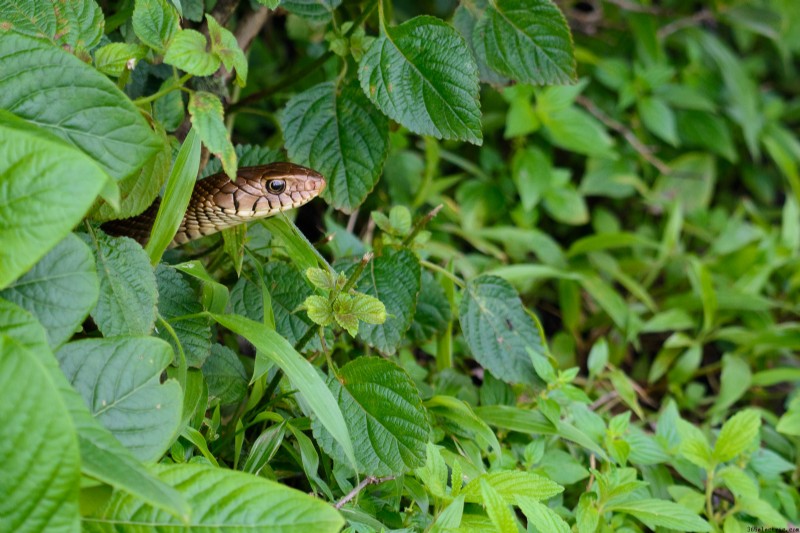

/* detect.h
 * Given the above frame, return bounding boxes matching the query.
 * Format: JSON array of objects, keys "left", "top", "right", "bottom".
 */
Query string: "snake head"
[{"left": 253, "top": 162, "right": 326, "bottom": 211}]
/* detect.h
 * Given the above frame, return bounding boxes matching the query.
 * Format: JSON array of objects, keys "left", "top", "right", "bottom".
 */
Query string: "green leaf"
[
  {"left": 476, "top": 0, "right": 575, "bottom": 85},
  {"left": 463, "top": 471, "right": 563, "bottom": 504},
  {"left": 87, "top": 231, "right": 158, "bottom": 337},
  {"left": 145, "top": 128, "right": 201, "bottom": 263},
  {"left": 313, "top": 357, "right": 429, "bottom": 476},
  {"left": 57, "top": 337, "right": 182, "bottom": 462},
  {"left": 281, "top": 81, "right": 389, "bottom": 212},
  {"left": 0, "top": 299, "right": 189, "bottom": 520},
  {"left": 713, "top": 409, "right": 761, "bottom": 463},
  {"left": 0, "top": 33, "right": 161, "bottom": 181},
  {"left": 480, "top": 478, "right": 517, "bottom": 533},
  {"left": 359, "top": 16, "right": 482, "bottom": 144},
  {"left": 638, "top": 96, "right": 678, "bottom": 146},
  {"left": 153, "top": 82, "right": 186, "bottom": 132},
  {"left": 516, "top": 496, "right": 571, "bottom": 533},
  {"left": 350, "top": 248, "right": 421, "bottom": 355},
  {"left": 94, "top": 42, "right": 148, "bottom": 77},
  {"left": 189, "top": 91, "right": 237, "bottom": 179},
  {"left": 0, "top": 116, "right": 109, "bottom": 289},
  {"left": 543, "top": 184, "right": 589, "bottom": 225},
  {"left": 0, "top": 234, "right": 98, "bottom": 348},
  {"left": 653, "top": 153, "right": 716, "bottom": 213},
  {"left": 431, "top": 495, "right": 465, "bottom": 532},
  {"left": 453, "top": 5, "right": 509, "bottom": 86},
  {"left": 542, "top": 106, "right": 615, "bottom": 158},
  {"left": 164, "top": 28, "right": 221, "bottom": 76},
  {"left": 133, "top": 0, "right": 179, "bottom": 52},
  {"left": 677, "top": 419, "right": 713, "bottom": 470},
  {"left": 202, "top": 344, "right": 248, "bottom": 405},
  {"left": 0, "top": 0, "right": 103, "bottom": 51},
  {"left": 280, "top": 0, "right": 341, "bottom": 22},
  {"left": 209, "top": 313, "right": 356, "bottom": 469},
  {"left": 415, "top": 442, "right": 448, "bottom": 498},
  {"left": 206, "top": 14, "right": 248, "bottom": 86},
  {"left": 677, "top": 110, "right": 737, "bottom": 162},
  {"left": 0, "top": 335, "right": 80, "bottom": 532},
  {"left": 459, "top": 275, "right": 545, "bottom": 385},
  {"left": 776, "top": 407, "right": 800, "bottom": 437},
  {"left": 607, "top": 499, "right": 712, "bottom": 532},
  {"left": 512, "top": 146, "right": 551, "bottom": 211},
  {"left": 576, "top": 493, "right": 599, "bottom": 533},
  {"left": 710, "top": 355, "right": 751, "bottom": 415},
  {"left": 84, "top": 463, "right": 344, "bottom": 531},
  {"left": 155, "top": 264, "right": 212, "bottom": 367}
]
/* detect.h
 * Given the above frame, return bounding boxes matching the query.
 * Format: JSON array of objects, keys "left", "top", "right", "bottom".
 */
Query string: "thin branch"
[
  {"left": 403, "top": 204, "right": 443, "bottom": 246},
  {"left": 603, "top": 0, "right": 666, "bottom": 14},
  {"left": 228, "top": 0, "right": 378, "bottom": 111},
  {"left": 576, "top": 95, "right": 672, "bottom": 175},
  {"left": 657, "top": 9, "right": 715, "bottom": 39},
  {"left": 235, "top": 6, "right": 271, "bottom": 51},
  {"left": 335, "top": 476, "right": 395, "bottom": 509}
]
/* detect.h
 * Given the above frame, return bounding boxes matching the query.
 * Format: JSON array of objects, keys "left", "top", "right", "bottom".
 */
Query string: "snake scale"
[{"left": 102, "top": 162, "right": 326, "bottom": 247}]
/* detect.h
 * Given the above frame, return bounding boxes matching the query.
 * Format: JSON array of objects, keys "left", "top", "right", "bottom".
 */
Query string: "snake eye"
[{"left": 266, "top": 179, "right": 286, "bottom": 194}]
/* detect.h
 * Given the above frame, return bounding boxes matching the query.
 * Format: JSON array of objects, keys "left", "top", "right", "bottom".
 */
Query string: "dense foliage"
[{"left": 0, "top": 0, "right": 798, "bottom": 531}]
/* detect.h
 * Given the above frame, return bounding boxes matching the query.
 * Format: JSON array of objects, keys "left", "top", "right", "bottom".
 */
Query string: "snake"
[{"left": 102, "top": 162, "right": 326, "bottom": 247}]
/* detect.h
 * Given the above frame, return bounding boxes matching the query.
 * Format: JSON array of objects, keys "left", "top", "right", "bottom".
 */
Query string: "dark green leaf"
[
  {"left": 313, "top": 357, "right": 430, "bottom": 476},
  {"left": 359, "top": 16, "right": 482, "bottom": 144},
  {"left": 281, "top": 81, "right": 389, "bottom": 212},
  {"left": 202, "top": 344, "right": 248, "bottom": 405},
  {"left": 87, "top": 231, "right": 158, "bottom": 337},
  {"left": 156, "top": 264, "right": 212, "bottom": 367},
  {"left": 476, "top": 0, "right": 575, "bottom": 85},
  {"left": 460, "top": 275, "right": 545, "bottom": 385},
  {"left": 132, "top": 0, "right": 179, "bottom": 52}
]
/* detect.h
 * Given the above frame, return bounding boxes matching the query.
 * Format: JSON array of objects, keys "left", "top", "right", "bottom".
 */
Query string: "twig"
[
  {"left": 576, "top": 95, "right": 672, "bottom": 175},
  {"left": 603, "top": 0, "right": 665, "bottom": 14},
  {"left": 228, "top": 0, "right": 378, "bottom": 111},
  {"left": 234, "top": 6, "right": 271, "bottom": 52},
  {"left": 590, "top": 390, "right": 619, "bottom": 411},
  {"left": 403, "top": 204, "right": 443, "bottom": 246},
  {"left": 335, "top": 476, "right": 395, "bottom": 509},
  {"left": 657, "top": 9, "right": 715, "bottom": 39}
]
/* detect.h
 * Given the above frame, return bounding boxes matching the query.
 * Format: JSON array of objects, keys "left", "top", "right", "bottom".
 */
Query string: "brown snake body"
[{"left": 102, "top": 162, "right": 325, "bottom": 246}]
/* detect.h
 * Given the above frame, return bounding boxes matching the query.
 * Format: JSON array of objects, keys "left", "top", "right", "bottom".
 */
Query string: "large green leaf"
[
  {"left": 0, "top": 298, "right": 189, "bottom": 520},
  {"left": 0, "top": 233, "right": 98, "bottom": 348},
  {"left": 313, "top": 357, "right": 430, "bottom": 476},
  {"left": 0, "top": 335, "right": 80, "bottom": 533},
  {"left": 84, "top": 463, "right": 344, "bottom": 531},
  {"left": 350, "top": 248, "right": 421, "bottom": 354},
  {"left": 86, "top": 231, "right": 158, "bottom": 337},
  {"left": 57, "top": 337, "right": 182, "bottom": 462},
  {"left": 0, "top": 116, "right": 109, "bottom": 289},
  {"left": 453, "top": 5, "right": 509, "bottom": 86},
  {"left": 459, "top": 275, "right": 545, "bottom": 385},
  {"left": 281, "top": 81, "right": 389, "bottom": 212},
  {"left": 359, "top": 16, "right": 482, "bottom": 144},
  {"left": 0, "top": 32, "right": 161, "bottom": 181},
  {"left": 209, "top": 313, "right": 356, "bottom": 469},
  {"left": 156, "top": 264, "right": 212, "bottom": 368},
  {"left": 712, "top": 409, "right": 761, "bottom": 463},
  {"left": 476, "top": 0, "right": 575, "bottom": 85},
  {"left": 0, "top": 0, "right": 104, "bottom": 51}
]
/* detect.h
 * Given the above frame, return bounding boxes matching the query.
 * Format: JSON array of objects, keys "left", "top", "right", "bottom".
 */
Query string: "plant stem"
[
  {"left": 341, "top": 252, "right": 373, "bottom": 294},
  {"left": 335, "top": 476, "right": 395, "bottom": 509},
  {"left": 420, "top": 259, "right": 466, "bottom": 289},
  {"left": 135, "top": 73, "right": 192, "bottom": 105},
  {"left": 403, "top": 204, "right": 443, "bottom": 246}
]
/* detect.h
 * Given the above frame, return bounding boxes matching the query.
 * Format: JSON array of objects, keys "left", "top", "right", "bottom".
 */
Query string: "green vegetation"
[{"left": 1, "top": 0, "right": 798, "bottom": 531}]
